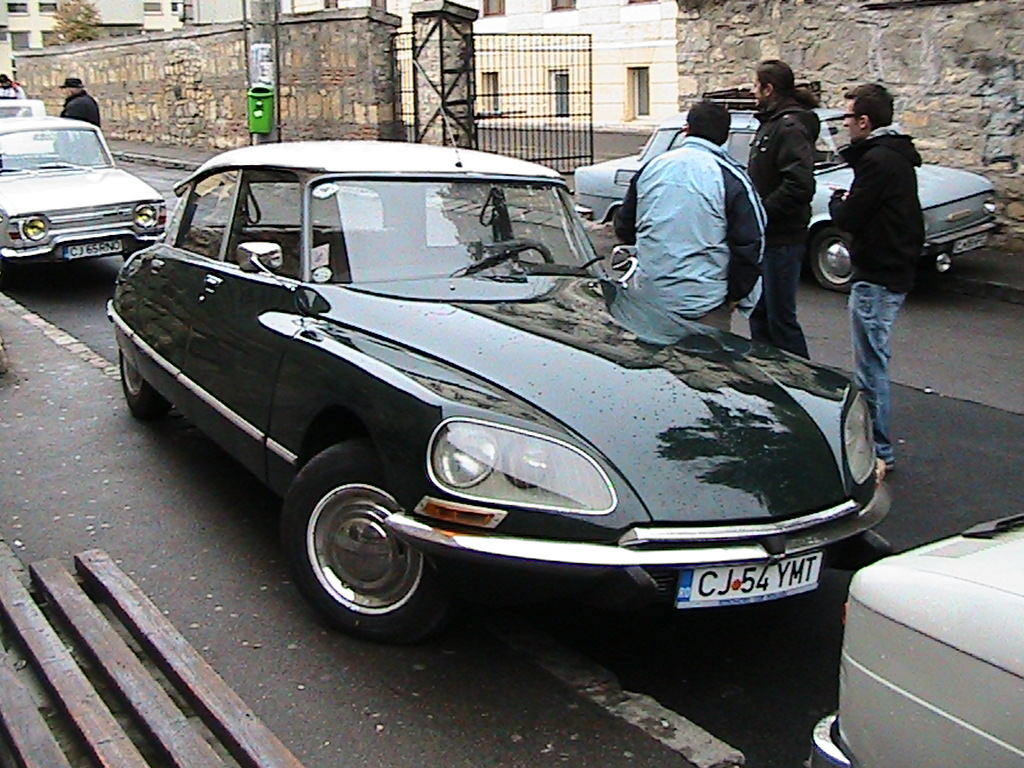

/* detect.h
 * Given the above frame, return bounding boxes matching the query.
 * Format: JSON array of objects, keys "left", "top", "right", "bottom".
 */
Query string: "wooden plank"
[
  {"left": 0, "top": 652, "right": 74, "bottom": 768},
  {"left": 31, "top": 558, "right": 230, "bottom": 768},
  {"left": 75, "top": 549, "right": 306, "bottom": 768},
  {"left": 0, "top": 563, "right": 149, "bottom": 768}
]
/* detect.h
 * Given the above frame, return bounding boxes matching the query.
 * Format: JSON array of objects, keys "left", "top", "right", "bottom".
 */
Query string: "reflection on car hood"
[
  {"left": 573, "top": 155, "right": 642, "bottom": 193},
  {"left": 0, "top": 167, "right": 161, "bottom": 215},
  {"left": 334, "top": 277, "right": 849, "bottom": 523}
]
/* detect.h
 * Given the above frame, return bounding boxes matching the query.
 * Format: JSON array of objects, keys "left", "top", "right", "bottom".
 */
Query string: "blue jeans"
[
  {"left": 749, "top": 244, "right": 809, "bottom": 358},
  {"left": 849, "top": 281, "right": 906, "bottom": 466}
]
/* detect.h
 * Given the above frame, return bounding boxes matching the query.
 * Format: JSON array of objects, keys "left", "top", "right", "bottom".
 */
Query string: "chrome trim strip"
[
  {"left": 267, "top": 437, "right": 297, "bottom": 466},
  {"left": 618, "top": 500, "right": 860, "bottom": 546},
  {"left": 810, "top": 715, "right": 852, "bottom": 768},
  {"left": 924, "top": 218, "right": 999, "bottom": 245},
  {"left": 386, "top": 485, "right": 889, "bottom": 568},
  {"left": 109, "top": 305, "right": 266, "bottom": 447}
]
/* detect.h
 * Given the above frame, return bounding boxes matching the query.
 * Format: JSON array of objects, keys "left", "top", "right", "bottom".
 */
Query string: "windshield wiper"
[
  {"left": 962, "top": 513, "right": 1024, "bottom": 539},
  {"left": 35, "top": 162, "right": 86, "bottom": 170},
  {"left": 454, "top": 238, "right": 553, "bottom": 278}
]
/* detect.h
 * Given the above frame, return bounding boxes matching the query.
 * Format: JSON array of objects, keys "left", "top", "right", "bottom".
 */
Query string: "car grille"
[
  {"left": 641, "top": 568, "right": 679, "bottom": 600},
  {"left": 49, "top": 203, "right": 138, "bottom": 236}
]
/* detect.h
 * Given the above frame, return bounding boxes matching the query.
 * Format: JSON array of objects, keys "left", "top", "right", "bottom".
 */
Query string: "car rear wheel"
[
  {"left": 809, "top": 226, "right": 853, "bottom": 293},
  {"left": 119, "top": 351, "right": 171, "bottom": 420},
  {"left": 281, "top": 440, "right": 453, "bottom": 644}
]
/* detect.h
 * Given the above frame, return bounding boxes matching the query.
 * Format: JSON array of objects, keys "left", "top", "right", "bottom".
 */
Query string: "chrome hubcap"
[
  {"left": 121, "top": 354, "right": 144, "bottom": 396},
  {"left": 306, "top": 485, "right": 421, "bottom": 614},
  {"left": 821, "top": 240, "right": 852, "bottom": 284}
]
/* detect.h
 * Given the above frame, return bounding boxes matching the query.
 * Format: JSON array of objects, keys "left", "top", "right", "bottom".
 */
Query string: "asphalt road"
[{"left": 2, "top": 161, "right": 1023, "bottom": 768}]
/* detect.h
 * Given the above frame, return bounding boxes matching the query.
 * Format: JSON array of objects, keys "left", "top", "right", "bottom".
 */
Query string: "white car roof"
[
  {"left": 0, "top": 115, "right": 100, "bottom": 134},
  {"left": 0, "top": 99, "right": 46, "bottom": 118},
  {"left": 655, "top": 106, "right": 845, "bottom": 131},
  {"left": 189, "top": 140, "right": 564, "bottom": 181}
]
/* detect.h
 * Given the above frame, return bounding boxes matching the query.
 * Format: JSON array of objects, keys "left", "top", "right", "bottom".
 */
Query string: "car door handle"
[
  {"left": 149, "top": 258, "right": 166, "bottom": 273},
  {"left": 203, "top": 274, "right": 223, "bottom": 292}
]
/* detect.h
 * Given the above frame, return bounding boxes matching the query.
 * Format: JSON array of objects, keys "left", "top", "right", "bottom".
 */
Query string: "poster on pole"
[{"left": 249, "top": 43, "right": 275, "bottom": 87}]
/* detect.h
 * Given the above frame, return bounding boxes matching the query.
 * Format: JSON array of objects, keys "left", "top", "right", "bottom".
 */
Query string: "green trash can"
[{"left": 246, "top": 85, "right": 275, "bottom": 135}]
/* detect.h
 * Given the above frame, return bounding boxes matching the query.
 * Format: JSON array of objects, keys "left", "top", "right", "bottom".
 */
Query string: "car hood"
[
  {"left": 327, "top": 276, "right": 850, "bottom": 524},
  {"left": 573, "top": 154, "right": 642, "bottom": 193},
  {"left": 0, "top": 168, "right": 161, "bottom": 215},
  {"left": 814, "top": 164, "right": 992, "bottom": 212}
]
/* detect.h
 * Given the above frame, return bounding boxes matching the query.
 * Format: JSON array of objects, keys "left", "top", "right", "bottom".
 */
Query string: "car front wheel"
[
  {"left": 119, "top": 351, "right": 171, "bottom": 420},
  {"left": 281, "top": 440, "right": 453, "bottom": 643},
  {"left": 809, "top": 226, "right": 853, "bottom": 293}
]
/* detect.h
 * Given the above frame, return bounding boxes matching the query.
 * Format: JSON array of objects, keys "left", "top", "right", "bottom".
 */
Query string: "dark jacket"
[
  {"left": 829, "top": 130, "right": 924, "bottom": 294},
  {"left": 60, "top": 90, "right": 101, "bottom": 127},
  {"left": 747, "top": 98, "right": 819, "bottom": 246}
]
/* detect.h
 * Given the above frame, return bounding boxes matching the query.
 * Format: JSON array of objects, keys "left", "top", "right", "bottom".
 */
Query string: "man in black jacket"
[
  {"left": 746, "top": 59, "right": 818, "bottom": 358},
  {"left": 829, "top": 83, "right": 924, "bottom": 474},
  {"left": 59, "top": 77, "right": 101, "bottom": 127}
]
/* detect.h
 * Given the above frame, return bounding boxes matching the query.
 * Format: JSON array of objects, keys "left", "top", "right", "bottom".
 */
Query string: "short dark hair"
[
  {"left": 844, "top": 83, "right": 894, "bottom": 129},
  {"left": 756, "top": 59, "right": 795, "bottom": 98},
  {"left": 686, "top": 100, "right": 730, "bottom": 146}
]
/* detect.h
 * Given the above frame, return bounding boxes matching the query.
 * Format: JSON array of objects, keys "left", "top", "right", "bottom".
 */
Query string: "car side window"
[
  {"left": 175, "top": 170, "right": 240, "bottom": 261},
  {"left": 226, "top": 169, "right": 303, "bottom": 279},
  {"left": 727, "top": 130, "right": 754, "bottom": 165}
]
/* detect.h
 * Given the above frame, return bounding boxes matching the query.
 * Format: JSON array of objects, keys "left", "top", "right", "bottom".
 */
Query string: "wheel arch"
[{"left": 297, "top": 405, "right": 371, "bottom": 471}]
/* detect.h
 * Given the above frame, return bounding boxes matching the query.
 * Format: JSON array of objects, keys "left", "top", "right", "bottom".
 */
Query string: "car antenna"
[{"left": 412, "top": 57, "right": 464, "bottom": 168}]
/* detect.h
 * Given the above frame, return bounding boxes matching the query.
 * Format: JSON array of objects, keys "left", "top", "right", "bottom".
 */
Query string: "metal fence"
[{"left": 394, "top": 32, "right": 593, "bottom": 174}]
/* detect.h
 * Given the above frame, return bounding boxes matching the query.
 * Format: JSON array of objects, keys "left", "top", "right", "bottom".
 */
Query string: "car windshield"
[
  {"left": 814, "top": 116, "right": 845, "bottom": 169},
  {"left": 0, "top": 128, "right": 111, "bottom": 172},
  {"left": 639, "top": 128, "right": 682, "bottom": 162},
  {"left": 308, "top": 178, "right": 597, "bottom": 283}
]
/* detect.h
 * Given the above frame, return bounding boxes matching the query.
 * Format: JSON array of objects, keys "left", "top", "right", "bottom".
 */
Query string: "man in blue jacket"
[
  {"left": 829, "top": 83, "right": 924, "bottom": 473},
  {"left": 613, "top": 100, "right": 765, "bottom": 341}
]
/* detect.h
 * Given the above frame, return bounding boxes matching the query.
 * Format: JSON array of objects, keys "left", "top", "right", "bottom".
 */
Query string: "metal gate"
[{"left": 394, "top": 31, "right": 593, "bottom": 174}]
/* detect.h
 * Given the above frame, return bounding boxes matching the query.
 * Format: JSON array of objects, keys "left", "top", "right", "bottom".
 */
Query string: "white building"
[
  {"left": 1, "top": 0, "right": 184, "bottom": 78},
  {"left": 387, "top": 0, "right": 680, "bottom": 133}
]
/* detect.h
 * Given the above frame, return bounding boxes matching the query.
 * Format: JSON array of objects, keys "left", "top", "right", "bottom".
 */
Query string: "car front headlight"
[
  {"left": 133, "top": 203, "right": 161, "bottom": 229},
  {"left": 844, "top": 391, "right": 876, "bottom": 484},
  {"left": 983, "top": 195, "right": 997, "bottom": 215},
  {"left": 20, "top": 215, "right": 49, "bottom": 241},
  {"left": 429, "top": 419, "right": 616, "bottom": 514}
]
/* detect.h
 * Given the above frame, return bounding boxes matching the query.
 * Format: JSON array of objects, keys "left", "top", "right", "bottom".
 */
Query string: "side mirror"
[{"left": 237, "top": 241, "right": 283, "bottom": 273}]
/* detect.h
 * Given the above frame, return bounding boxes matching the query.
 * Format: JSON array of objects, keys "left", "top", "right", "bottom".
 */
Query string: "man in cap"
[
  {"left": 0, "top": 74, "right": 26, "bottom": 99},
  {"left": 59, "top": 76, "right": 101, "bottom": 126}
]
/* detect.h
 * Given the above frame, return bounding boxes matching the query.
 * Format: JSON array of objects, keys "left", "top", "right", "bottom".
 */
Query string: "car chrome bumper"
[
  {"left": 923, "top": 218, "right": 1000, "bottom": 252},
  {"left": 810, "top": 714, "right": 852, "bottom": 768},
  {"left": 385, "top": 483, "right": 889, "bottom": 570}
]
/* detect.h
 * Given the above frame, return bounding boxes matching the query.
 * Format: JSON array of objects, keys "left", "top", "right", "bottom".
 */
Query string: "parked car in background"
[
  {"left": 811, "top": 514, "right": 1024, "bottom": 767},
  {"left": 0, "top": 99, "right": 46, "bottom": 119},
  {"left": 574, "top": 108, "right": 999, "bottom": 292},
  {"left": 110, "top": 140, "right": 890, "bottom": 644},
  {"left": 0, "top": 117, "right": 166, "bottom": 288}
]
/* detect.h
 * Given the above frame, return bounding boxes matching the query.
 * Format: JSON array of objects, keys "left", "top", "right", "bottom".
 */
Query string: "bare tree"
[{"left": 53, "top": 0, "right": 102, "bottom": 44}]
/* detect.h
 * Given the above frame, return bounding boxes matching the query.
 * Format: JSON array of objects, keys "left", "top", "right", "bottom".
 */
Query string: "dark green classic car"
[{"left": 110, "top": 141, "right": 889, "bottom": 643}]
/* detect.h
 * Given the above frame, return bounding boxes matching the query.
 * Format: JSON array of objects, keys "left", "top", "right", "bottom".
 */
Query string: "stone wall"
[
  {"left": 15, "top": 8, "right": 404, "bottom": 150},
  {"left": 676, "top": 0, "right": 1024, "bottom": 234}
]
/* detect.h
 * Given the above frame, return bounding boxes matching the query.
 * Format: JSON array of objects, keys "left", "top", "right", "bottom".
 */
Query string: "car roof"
[
  {"left": 189, "top": 140, "right": 564, "bottom": 181},
  {"left": 0, "top": 99, "right": 46, "bottom": 117},
  {"left": 0, "top": 115, "right": 99, "bottom": 134},
  {"left": 656, "top": 106, "right": 845, "bottom": 131}
]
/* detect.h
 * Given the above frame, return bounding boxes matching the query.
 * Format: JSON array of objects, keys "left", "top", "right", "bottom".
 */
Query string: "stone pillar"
[{"left": 410, "top": 1, "right": 478, "bottom": 148}]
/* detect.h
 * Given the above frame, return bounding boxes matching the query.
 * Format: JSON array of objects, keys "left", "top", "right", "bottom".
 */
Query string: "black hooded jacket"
[
  {"left": 829, "top": 131, "right": 924, "bottom": 293},
  {"left": 747, "top": 98, "right": 820, "bottom": 246}
]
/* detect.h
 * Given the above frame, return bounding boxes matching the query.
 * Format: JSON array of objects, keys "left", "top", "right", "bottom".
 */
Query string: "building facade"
[
  {"left": 387, "top": 0, "right": 680, "bottom": 133},
  {"left": 1, "top": 0, "right": 184, "bottom": 78}
]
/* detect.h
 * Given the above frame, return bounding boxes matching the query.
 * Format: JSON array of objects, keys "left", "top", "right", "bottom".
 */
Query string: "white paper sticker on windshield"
[
  {"left": 313, "top": 183, "right": 338, "bottom": 199},
  {"left": 311, "top": 243, "right": 330, "bottom": 269},
  {"left": 311, "top": 266, "right": 332, "bottom": 283}
]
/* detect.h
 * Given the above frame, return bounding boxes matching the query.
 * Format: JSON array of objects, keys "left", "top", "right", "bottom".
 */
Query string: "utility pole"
[{"left": 245, "top": 0, "right": 279, "bottom": 143}]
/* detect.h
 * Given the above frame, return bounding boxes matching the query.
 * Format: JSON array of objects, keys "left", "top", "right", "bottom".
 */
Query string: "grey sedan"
[{"left": 574, "top": 108, "right": 999, "bottom": 292}]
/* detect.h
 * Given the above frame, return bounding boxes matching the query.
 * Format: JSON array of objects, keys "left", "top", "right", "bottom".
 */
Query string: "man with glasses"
[{"left": 829, "top": 83, "right": 924, "bottom": 475}]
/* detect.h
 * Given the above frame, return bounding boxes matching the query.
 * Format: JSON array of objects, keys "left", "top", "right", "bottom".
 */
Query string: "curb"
[
  {"left": 938, "top": 275, "right": 1024, "bottom": 306},
  {"left": 110, "top": 151, "right": 202, "bottom": 172}
]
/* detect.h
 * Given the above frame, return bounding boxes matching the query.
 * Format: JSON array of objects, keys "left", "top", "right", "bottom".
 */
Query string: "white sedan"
[{"left": 0, "top": 116, "right": 166, "bottom": 287}]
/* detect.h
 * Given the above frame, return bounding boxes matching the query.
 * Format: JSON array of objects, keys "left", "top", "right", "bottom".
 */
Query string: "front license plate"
[
  {"left": 675, "top": 552, "right": 823, "bottom": 608},
  {"left": 952, "top": 233, "right": 988, "bottom": 254},
  {"left": 64, "top": 239, "right": 123, "bottom": 259}
]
